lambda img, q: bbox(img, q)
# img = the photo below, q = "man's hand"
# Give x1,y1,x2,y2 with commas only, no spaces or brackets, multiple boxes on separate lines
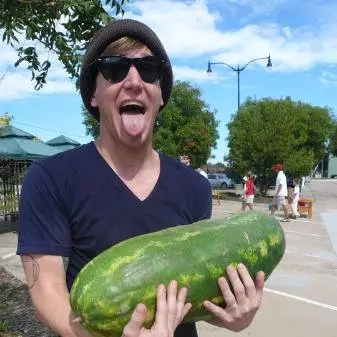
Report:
122,280,192,337
203,264,264,332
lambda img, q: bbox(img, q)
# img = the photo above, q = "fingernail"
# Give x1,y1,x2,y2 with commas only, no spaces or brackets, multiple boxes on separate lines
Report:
71,316,82,324
218,276,226,284
227,265,234,272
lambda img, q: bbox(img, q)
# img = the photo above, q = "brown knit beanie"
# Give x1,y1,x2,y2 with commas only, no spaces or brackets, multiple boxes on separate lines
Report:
80,19,173,121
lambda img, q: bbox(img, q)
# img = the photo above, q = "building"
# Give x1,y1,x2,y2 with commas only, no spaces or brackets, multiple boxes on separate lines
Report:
0,124,81,223
327,154,337,178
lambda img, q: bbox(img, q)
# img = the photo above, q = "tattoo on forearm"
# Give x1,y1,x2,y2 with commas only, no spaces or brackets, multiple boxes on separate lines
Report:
22,255,40,289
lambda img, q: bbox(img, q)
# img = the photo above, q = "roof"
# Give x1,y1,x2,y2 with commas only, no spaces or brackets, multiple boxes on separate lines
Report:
46,135,81,152
0,125,62,161
0,125,36,139
46,135,81,146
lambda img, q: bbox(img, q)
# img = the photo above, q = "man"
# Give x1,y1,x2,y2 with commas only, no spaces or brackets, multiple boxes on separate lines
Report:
241,172,255,211
17,19,264,337
271,163,290,221
180,154,190,166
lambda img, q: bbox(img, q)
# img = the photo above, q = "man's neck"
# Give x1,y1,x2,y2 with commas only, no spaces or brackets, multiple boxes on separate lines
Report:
95,137,157,181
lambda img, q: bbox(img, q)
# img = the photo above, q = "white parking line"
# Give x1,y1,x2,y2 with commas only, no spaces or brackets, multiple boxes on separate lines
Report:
284,230,325,238
265,288,337,311
300,220,323,224
0,252,16,260
212,209,235,215
285,249,337,262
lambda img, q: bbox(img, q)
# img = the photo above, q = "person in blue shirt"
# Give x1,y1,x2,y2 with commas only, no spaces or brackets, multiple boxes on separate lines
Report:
17,19,265,337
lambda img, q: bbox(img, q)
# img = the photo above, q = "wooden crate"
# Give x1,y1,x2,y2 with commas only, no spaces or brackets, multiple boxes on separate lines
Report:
298,198,313,218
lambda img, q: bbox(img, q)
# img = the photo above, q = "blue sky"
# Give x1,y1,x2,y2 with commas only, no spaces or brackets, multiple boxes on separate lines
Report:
0,0,336,163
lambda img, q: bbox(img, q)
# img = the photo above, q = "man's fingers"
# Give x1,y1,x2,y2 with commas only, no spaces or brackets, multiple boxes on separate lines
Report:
226,265,246,306
154,284,168,327
122,303,147,337
203,299,230,322
175,286,190,325
181,302,192,320
255,271,265,304
237,263,256,299
218,275,237,309
167,280,178,328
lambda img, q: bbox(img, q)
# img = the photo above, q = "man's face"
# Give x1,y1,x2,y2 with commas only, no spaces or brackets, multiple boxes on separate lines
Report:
90,45,164,148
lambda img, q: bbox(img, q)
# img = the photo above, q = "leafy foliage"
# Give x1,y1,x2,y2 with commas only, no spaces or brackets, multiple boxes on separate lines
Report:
330,120,337,157
154,81,219,168
227,97,335,195
82,105,99,139
82,81,219,168
0,0,128,89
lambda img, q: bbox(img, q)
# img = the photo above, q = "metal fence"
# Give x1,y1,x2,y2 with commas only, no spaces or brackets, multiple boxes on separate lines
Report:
0,159,31,222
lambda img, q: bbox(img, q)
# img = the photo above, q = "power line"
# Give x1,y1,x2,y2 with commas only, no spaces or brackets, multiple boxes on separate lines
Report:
12,120,91,140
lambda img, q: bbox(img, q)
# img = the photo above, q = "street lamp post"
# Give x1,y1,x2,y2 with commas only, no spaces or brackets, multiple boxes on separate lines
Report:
207,55,272,111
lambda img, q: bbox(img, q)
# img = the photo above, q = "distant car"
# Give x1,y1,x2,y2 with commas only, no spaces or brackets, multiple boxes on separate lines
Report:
331,174,337,179
207,173,235,189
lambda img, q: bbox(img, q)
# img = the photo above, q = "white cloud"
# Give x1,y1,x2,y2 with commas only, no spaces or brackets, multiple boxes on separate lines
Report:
124,0,337,78
0,72,75,101
173,65,229,83
319,71,337,86
125,0,223,57
1,0,337,92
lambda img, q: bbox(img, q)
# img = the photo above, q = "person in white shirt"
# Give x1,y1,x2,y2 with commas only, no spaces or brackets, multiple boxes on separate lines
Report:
271,163,290,221
290,178,300,218
196,167,208,178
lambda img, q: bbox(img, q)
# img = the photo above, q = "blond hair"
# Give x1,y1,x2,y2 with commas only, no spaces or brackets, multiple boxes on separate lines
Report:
101,37,147,56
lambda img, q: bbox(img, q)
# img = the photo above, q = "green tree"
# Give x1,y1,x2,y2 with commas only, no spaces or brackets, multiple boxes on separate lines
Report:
227,97,335,195
82,81,219,168
330,120,337,157
0,0,128,89
154,81,219,168
82,105,99,139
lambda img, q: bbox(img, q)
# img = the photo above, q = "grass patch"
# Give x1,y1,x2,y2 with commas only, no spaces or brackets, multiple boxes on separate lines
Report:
213,190,273,204
0,320,9,332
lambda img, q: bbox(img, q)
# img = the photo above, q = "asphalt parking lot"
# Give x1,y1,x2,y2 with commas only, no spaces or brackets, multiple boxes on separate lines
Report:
197,182,337,337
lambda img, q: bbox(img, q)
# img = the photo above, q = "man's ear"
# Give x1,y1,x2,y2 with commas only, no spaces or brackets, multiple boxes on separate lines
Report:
90,94,98,107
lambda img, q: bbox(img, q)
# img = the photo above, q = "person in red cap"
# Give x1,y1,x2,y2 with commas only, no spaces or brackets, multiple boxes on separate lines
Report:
241,172,255,211
271,163,290,221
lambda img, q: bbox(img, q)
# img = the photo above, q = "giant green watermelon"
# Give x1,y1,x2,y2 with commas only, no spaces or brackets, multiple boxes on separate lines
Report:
70,210,285,336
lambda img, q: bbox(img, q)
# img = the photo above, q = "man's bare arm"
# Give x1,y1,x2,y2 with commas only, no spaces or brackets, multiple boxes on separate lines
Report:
21,254,92,337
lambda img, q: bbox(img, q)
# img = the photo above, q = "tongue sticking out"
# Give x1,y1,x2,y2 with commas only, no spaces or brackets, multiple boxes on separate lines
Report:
121,113,146,137
120,104,146,137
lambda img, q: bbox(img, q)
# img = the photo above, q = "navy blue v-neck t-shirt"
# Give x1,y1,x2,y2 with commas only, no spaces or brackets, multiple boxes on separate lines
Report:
17,142,212,337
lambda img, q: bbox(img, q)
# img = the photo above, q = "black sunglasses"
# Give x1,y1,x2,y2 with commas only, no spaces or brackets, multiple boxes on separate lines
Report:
95,55,167,84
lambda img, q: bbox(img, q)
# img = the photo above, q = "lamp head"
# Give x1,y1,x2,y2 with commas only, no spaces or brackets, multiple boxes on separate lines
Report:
207,61,212,73
267,54,272,67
